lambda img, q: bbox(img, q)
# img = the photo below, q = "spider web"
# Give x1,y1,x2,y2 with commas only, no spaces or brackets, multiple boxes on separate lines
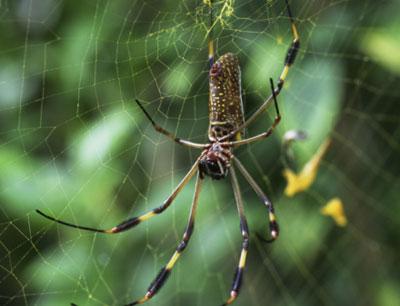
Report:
0,0,399,305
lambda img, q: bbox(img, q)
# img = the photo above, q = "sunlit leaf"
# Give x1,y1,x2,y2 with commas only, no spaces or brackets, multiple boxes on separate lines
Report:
361,29,400,75
283,138,331,197
320,197,347,227
163,62,197,96
74,109,138,171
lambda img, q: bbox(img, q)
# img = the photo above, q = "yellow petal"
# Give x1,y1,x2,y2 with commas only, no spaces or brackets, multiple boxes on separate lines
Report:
283,138,331,197
320,198,347,227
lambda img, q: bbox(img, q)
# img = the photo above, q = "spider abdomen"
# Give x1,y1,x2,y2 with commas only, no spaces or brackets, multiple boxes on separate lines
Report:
209,53,245,141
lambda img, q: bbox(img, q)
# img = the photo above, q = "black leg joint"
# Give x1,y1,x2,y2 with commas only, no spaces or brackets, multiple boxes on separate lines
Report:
285,40,300,66
185,222,195,238
153,205,165,214
115,217,141,232
177,222,194,252
242,237,250,251
231,267,244,293
269,221,279,236
176,240,187,253
153,196,175,214
147,267,171,297
277,79,284,92
240,219,249,236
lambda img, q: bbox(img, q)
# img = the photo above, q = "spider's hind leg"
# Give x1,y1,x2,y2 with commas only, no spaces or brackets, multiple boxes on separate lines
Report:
222,167,250,305
127,174,203,306
233,157,279,242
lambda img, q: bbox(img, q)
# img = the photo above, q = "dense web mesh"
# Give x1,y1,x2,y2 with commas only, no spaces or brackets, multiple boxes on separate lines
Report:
0,0,399,306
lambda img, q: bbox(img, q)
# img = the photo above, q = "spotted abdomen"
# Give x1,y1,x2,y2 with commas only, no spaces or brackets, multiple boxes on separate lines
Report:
208,53,245,140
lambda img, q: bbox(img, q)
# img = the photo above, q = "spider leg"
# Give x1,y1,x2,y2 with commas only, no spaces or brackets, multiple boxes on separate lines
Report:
219,0,299,141
222,167,250,305
277,0,300,91
206,0,215,67
36,158,200,234
229,78,281,147
232,157,279,242
127,173,203,305
135,99,208,149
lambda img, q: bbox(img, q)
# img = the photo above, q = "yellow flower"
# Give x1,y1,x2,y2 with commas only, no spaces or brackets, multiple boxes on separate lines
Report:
320,198,347,227
283,138,331,197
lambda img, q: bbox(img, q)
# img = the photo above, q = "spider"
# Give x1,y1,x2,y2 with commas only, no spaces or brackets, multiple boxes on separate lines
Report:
36,0,299,305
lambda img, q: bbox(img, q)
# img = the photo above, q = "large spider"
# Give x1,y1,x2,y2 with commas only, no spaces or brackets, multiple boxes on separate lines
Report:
36,0,299,305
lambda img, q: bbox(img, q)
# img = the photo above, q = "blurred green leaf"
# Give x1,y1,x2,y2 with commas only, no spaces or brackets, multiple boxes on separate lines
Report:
0,61,37,108
361,28,400,75
73,109,138,171
163,62,197,97
377,280,400,306
0,146,64,214
50,20,94,89
281,58,342,164
244,38,286,91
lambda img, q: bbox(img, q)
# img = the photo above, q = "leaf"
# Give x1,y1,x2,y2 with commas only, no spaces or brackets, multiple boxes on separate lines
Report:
281,58,342,163
320,197,347,227
283,138,331,197
361,28,400,75
73,108,139,171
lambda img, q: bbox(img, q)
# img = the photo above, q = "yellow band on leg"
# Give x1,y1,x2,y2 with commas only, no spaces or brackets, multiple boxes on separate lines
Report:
208,40,214,60
166,251,181,270
292,24,299,40
138,211,156,222
238,249,247,269
280,66,289,82
269,211,276,222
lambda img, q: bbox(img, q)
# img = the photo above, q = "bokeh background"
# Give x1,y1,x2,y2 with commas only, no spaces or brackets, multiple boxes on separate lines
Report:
0,0,399,305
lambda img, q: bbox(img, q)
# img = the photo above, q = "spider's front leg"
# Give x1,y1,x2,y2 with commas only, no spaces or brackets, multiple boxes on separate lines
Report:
128,173,203,305
219,0,299,142
135,99,208,149
277,0,300,92
229,78,281,147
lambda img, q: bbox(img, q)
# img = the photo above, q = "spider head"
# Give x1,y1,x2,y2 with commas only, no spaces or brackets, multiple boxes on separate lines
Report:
199,143,231,180
199,158,227,180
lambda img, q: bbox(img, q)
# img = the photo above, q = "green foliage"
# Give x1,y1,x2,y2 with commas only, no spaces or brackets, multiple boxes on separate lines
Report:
361,25,400,75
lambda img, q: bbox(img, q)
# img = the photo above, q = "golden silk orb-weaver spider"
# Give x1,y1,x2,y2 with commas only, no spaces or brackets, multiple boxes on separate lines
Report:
36,0,300,305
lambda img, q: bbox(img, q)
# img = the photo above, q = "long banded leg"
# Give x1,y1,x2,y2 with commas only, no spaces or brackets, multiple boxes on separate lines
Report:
128,173,203,305
276,0,300,91
232,157,279,241
205,0,215,67
135,99,208,149
222,167,250,305
219,0,299,142
229,78,281,147
36,158,200,234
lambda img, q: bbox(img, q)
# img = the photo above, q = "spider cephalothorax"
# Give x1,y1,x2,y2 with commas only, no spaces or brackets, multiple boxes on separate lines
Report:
199,142,232,180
